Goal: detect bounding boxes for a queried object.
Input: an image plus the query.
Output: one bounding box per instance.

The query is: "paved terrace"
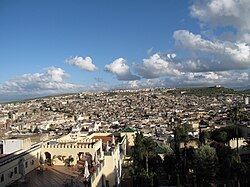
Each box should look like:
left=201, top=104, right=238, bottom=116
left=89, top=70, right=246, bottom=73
left=7, top=166, right=89, bottom=187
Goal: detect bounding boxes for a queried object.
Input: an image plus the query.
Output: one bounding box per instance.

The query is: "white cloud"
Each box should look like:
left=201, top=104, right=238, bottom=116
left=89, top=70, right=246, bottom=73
left=0, top=66, right=248, bottom=102
left=173, top=30, right=250, bottom=71
left=105, top=58, right=140, bottom=81
left=112, top=79, right=167, bottom=90
left=181, top=71, right=249, bottom=87
left=135, top=53, right=182, bottom=79
left=88, top=83, right=110, bottom=92
left=65, top=56, right=97, bottom=71
left=115, top=70, right=249, bottom=89
left=112, top=2, right=250, bottom=87
left=46, top=66, right=68, bottom=82
left=190, top=0, right=250, bottom=42
left=0, top=67, right=84, bottom=96
left=174, top=30, right=223, bottom=52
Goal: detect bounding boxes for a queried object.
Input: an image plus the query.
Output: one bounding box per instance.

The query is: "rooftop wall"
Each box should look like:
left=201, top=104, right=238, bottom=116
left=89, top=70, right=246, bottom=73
left=41, top=139, right=103, bottom=165
left=3, top=138, right=31, bottom=154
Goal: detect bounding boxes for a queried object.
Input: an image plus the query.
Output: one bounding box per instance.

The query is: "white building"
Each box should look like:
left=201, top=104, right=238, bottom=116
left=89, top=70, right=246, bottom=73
left=0, top=143, right=41, bottom=187
left=2, top=138, right=32, bottom=154
left=245, top=97, right=249, bottom=105
left=0, top=131, right=132, bottom=187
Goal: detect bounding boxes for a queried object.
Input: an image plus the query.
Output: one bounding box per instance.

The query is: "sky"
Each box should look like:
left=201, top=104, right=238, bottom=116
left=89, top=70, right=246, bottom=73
left=0, top=0, right=250, bottom=101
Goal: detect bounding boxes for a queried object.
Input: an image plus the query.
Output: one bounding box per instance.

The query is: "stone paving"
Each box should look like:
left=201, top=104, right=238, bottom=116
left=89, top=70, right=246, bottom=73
left=8, top=166, right=88, bottom=187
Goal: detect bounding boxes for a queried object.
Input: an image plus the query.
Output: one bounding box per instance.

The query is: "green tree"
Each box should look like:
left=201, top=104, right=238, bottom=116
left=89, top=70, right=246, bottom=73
left=130, top=133, right=158, bottom=186
left=163, top=153, right=177, bottom=176
left=215, top=145, right=245, bottom=186
left=175, top=126, right=190, bottom=143
left=199, top=131, right=210, bottom=145
left=173, top=126, right=190, bottom=161
left=210, top=126, right=241, bottom=144
left=163, top=153, right=178, bottom=185
left=142, top=137, right=157, bottom=173
left=212, top=131, right=228, bottom=143
left=193, top=145, right=218, bottom=186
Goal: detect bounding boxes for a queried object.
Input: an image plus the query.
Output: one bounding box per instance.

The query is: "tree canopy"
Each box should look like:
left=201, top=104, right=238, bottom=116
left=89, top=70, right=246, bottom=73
left=130, top=132, right=159, bottom=187
left=193, top=145, right=218, bottom=186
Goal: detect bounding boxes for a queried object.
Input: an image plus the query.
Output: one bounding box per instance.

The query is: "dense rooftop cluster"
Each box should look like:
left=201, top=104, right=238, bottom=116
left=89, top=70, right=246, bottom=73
left=0, top=87, right=250, bottom=186
left=0, top=87, right=249, bottom=141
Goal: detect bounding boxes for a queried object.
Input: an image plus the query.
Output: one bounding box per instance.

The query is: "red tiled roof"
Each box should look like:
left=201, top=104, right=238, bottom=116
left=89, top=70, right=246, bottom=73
left=91, top=136, right=117, bottom=143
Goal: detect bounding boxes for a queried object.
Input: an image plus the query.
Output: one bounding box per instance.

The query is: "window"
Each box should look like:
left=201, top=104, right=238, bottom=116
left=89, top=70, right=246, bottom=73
left=14, top=167, right=17, bottom=174
left=25, top=161, right=28, bottom=168
left=1, top=174, right=4, bottom=182
left=31, top=160, right=35, bottom=165
left=9, top=171, right=13, bottom=178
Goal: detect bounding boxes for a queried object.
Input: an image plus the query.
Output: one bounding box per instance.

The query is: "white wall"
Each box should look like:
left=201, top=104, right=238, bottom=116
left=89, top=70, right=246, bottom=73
left=3, top=138, right=31, bottom=154
left=0, top=144, right=41, bottom=187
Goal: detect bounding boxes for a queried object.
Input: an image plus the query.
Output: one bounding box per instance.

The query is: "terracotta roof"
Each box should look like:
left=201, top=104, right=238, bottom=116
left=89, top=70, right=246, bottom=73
left=91, top=136, right=117, bottom=143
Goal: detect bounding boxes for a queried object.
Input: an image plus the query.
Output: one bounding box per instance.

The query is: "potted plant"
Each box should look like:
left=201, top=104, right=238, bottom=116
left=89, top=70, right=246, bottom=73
left=64, top=155, right=74, bottom=167
left=50, top=155, right=56, bottom=166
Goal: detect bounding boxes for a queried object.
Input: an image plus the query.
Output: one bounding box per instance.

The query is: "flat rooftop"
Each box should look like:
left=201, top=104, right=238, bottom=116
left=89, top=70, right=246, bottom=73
left=8, top=166, right=87, bottom=187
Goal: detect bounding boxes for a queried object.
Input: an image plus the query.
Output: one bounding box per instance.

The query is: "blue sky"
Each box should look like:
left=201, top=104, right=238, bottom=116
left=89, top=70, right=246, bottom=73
left=0, top=0, right=250, bottom=101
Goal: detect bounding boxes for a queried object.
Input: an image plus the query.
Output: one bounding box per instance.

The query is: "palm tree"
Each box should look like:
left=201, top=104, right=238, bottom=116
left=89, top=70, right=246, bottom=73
left=130, top=133, right=158, bottom=186
left=230, top=105, right=240, bottom=152
left=142, top=137, right=157, bottom=173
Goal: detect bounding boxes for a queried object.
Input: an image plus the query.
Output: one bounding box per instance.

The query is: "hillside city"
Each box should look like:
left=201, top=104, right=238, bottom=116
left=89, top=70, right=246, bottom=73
left=0, top=86, right=250, bottom=187
left=2, top=0, right=250, bottom=186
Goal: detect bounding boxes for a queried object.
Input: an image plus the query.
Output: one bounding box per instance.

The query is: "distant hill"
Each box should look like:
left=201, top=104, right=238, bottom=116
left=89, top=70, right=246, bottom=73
left=0, top=92, right=76, bottom=104
left=0, top=86, right=244, bottom=104
left=238, top=89, right=250, bottom=94
left=179, top=86, right=237, bottom=97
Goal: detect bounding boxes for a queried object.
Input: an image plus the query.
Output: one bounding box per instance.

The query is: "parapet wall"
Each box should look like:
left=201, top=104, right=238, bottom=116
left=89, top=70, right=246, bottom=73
left=42, top=138, right=102, bottom=148
left=229, top=138, right=246, bottom=149
left=42, top=144, right=94, bottom=149
left=41, top=138, right=103, bottom=164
